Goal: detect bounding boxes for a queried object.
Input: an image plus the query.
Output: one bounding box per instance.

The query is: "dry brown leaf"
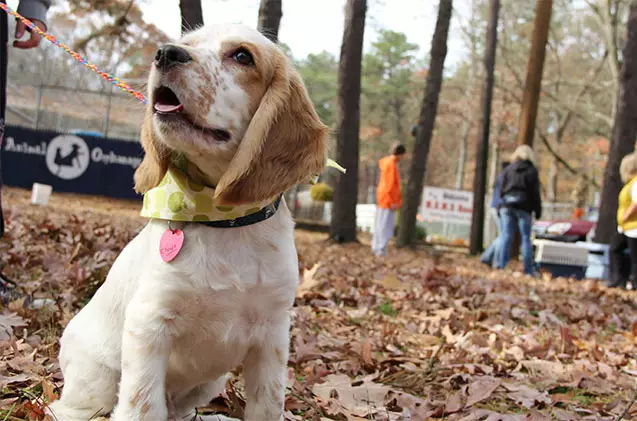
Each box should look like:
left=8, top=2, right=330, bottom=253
left=376, top=274, right=407, bottom=290
left=445, top=390, right=465, bottom=413
left=503, top=382, right=551, bottom=409
left=313, top=374, right=390, bottom=416
left=465, top=376, right=501, bottom=407
left=296, top=263, right=321, bottom=297
left=361, top=340, right=374, bottom=366
left=41, top=379, right=58, bottom=402
left=0, top=312, right=27, bottom=341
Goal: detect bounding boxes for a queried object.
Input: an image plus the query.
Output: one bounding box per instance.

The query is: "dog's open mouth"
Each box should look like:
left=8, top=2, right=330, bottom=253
left=153, top=86, right=231, bottom=142
left=154, top=86, right=184, bottom=114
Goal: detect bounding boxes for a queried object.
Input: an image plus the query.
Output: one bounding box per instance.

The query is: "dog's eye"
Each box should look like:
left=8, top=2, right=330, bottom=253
left=232, top=48, right=254, bottom=66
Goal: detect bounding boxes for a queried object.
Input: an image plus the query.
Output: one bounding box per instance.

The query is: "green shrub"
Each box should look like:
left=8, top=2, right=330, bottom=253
left=310, top=183, right=334, bottom=202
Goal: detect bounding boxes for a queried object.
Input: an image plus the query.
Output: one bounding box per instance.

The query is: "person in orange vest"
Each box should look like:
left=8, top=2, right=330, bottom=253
left=372, top=143, right=406, bottom=256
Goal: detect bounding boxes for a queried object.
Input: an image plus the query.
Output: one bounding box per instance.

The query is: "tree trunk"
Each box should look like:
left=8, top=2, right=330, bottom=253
left=393, top=100, right=405, bottom=141
left=547, top=112, right=561, bottom=202
left=547, top=157, right=558, bottom=201
left=179, top=0, right=204, bottom=35
left=515, top=0, right=552, bottom=146
left=396, top=0, right=453, bottom=247
left=329, top=0, right=367, bottom=243
left=469, top=0, right=500, bottom=255
left=455, top=86, right=473, bottom=190
left=489, top=141, right=500, bottom=194
left=595, top=1, right=637, bottom=244
left=455, top=0, right=479, bottom=190
left=588, top=0, right=621, bottom=123
left=257, top=0, right=283, bottom=43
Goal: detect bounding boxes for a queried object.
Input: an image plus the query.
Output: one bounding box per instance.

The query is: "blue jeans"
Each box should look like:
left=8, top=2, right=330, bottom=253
left=496, top=207, right=535, bottom=275
left=480, top=240, right=500, bottom=266
left=480, top=208, right=501, bottom=266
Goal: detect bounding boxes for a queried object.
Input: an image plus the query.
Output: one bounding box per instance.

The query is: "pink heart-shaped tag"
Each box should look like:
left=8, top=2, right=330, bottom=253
left=159, top=229, right=184, bottom=263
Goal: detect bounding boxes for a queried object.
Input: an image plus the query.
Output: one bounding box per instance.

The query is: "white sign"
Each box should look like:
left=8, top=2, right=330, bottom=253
left=45, top=135, right=90, bottom=180
left=419, top=186, right=473, bottom=224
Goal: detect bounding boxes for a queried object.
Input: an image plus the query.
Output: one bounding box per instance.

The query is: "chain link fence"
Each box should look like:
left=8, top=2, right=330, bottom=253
left=6, top=83, right=145, bottom=141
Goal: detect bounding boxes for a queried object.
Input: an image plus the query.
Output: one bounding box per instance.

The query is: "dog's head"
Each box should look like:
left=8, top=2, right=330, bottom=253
left=134, top=24, right=329, bottom=204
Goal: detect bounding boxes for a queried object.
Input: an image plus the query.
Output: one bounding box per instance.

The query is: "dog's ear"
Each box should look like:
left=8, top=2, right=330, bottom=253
left=134, top=110, right=172, bottom=194
left=214, top=51, right=329, bottom=205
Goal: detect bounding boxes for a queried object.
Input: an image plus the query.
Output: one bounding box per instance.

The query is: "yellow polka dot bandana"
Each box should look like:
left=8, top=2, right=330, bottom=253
left=140, top=166, right=273, bottom=223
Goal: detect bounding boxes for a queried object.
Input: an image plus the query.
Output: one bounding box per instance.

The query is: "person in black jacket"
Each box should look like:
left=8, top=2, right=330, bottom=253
left=494, top=145, right=542, bottom=275
left=0, top=0, right=52, bottom=303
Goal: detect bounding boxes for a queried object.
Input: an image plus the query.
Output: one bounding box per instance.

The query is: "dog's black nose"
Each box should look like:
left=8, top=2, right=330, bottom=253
left=155, top=45, right=192, bottom=70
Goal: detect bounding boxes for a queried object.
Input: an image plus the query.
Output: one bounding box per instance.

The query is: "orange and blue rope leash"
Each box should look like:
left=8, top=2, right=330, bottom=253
left=0, top=2, right=148, bottom=104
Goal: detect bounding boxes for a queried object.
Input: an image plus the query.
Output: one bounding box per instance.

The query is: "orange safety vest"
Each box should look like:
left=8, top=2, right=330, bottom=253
left=376, top=155, right=402, bottom=209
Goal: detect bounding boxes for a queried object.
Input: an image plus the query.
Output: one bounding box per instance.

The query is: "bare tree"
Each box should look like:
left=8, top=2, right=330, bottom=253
left=596, top=1, right=637, bottom=244
left=516, top=0, right=553, bottom=146
left=180, top=0, right=204, bottom=35
left=258, top=0, right=283, bottom=43
left=586, top=0, right=622, bottom=122
left=469, top=0, right=500, bottom=255
left=455, top=0, right=480, bottom=190
left=396, top=0, right=453, bottom=247
left=330, top=0, right=367, bottom=243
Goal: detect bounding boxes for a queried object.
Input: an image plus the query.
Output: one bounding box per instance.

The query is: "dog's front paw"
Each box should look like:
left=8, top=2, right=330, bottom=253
left=111, top=404, right=168, bottom=421
left=196, top=416, right=242, bottom=421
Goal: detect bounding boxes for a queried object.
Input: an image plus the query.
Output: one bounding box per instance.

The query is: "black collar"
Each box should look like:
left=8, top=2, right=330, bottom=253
left=196, top=194, right=283, bottom=228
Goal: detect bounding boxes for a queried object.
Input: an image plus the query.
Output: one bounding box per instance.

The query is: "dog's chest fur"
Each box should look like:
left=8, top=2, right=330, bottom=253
left=61, top=203, right=298, bottom=392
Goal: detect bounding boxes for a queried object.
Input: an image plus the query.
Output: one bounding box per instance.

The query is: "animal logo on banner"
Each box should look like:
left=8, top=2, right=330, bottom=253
left=45, top=135, right=90, bottom=180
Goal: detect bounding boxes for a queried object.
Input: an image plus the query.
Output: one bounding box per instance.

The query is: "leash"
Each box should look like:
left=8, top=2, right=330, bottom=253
left=0, top=2, right=148, bottom=104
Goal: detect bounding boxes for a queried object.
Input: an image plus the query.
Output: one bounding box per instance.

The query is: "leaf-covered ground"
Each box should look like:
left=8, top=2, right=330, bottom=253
left=1, top=187, right=637, bottom=420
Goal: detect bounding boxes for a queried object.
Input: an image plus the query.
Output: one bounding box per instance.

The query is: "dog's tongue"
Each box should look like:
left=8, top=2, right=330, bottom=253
left=154, top=102, right=184, bottom=113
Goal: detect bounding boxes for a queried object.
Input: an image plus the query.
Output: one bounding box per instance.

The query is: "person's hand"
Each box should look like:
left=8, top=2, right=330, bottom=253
left=13, top=19, right=45, bottom=49
left=391, top=203, right=400, bottom=211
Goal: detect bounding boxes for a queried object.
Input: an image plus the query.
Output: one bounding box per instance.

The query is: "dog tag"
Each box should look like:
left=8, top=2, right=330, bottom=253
left=160, top=229, right=184, bottom=262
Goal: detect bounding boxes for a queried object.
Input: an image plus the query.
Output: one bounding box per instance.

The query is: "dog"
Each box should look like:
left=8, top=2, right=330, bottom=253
left=48, top=23, right=328, bottom=421
left=54, top=143, right=83, bottom=174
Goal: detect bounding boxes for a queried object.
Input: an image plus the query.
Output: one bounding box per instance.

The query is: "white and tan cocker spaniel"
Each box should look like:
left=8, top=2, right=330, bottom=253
left=48, top=23, right=328, bottom=421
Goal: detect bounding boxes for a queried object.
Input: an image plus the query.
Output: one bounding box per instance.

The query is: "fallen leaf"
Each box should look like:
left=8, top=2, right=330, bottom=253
left=445, top=390, right=465, bottom=413
left=465, top=376, right=501, bottom=407
left=313, top=374, right=390, bottom=416
left=297, top=263, right=321, bottom=297
left=0, top=312, right=27, bottom=340
left=377, top=274, right=407, bottom=290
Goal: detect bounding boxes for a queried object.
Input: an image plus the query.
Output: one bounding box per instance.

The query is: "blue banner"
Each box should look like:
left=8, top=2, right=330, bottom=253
left=1, top=126, right=144, bottom=200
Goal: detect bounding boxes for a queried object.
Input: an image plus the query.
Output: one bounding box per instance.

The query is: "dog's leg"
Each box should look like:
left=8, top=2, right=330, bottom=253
left=111, top=296, right=175, bottom=421
left=242, top=318, right=290, bottom=421
left=174, top=375, right=229, bottom=418
left=47, top=349, right=118, bottom=421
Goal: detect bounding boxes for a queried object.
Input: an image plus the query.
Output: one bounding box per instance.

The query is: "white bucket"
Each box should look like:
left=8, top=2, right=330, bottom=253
left=31, top=183, right=53, bottom=206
